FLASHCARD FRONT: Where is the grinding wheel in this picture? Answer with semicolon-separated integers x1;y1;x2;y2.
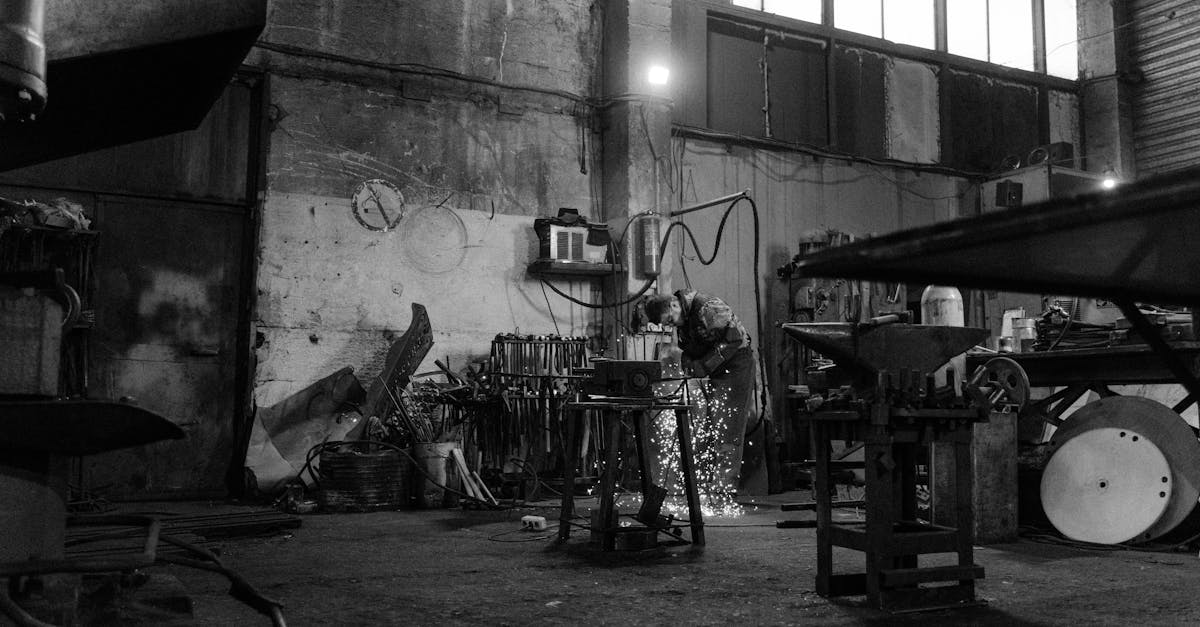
1050;396;1200;542
980;356;1031;410
1041;427;1171;544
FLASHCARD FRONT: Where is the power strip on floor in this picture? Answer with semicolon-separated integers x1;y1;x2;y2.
521;515;547;531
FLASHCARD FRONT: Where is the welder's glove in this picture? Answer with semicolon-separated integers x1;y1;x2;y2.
699;348;728;375
681;355;706;378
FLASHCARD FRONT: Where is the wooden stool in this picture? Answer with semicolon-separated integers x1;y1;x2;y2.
801;401;984;612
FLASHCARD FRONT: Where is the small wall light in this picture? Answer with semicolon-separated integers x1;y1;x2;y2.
1101;177;1118;190
647;65;670;86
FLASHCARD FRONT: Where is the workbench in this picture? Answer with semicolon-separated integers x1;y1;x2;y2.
556;399;705;550
785;165;1200;600
965;343;1200;430
788;165;1200;402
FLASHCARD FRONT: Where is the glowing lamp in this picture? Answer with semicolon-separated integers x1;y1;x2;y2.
647;65;670;86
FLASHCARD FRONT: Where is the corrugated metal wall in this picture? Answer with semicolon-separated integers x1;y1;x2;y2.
1130;0;1200;175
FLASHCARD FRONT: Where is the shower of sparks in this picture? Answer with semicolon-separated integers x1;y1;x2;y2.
651;378;744;518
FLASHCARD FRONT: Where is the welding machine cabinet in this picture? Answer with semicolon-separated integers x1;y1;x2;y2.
581;359;662;398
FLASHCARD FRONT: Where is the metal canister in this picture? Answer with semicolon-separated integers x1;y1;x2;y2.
636;214;663;277
1013;318;1038;353
920;285;965;391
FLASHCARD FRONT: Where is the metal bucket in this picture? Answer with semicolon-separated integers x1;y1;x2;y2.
411;442;461;509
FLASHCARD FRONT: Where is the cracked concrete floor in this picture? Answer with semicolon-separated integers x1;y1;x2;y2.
153;494;1200;626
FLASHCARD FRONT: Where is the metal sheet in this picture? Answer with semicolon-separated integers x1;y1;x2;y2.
789;166;1200;307
1048;396;1200;542
1131;0;1200;176
1040;426;1171;544
0;1;267;171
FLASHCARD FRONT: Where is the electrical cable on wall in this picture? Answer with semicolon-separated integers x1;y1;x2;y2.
540;191;770;422
540;281;561;336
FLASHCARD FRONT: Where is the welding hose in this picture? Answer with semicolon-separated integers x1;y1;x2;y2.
156;534;286;627
0;590;54;627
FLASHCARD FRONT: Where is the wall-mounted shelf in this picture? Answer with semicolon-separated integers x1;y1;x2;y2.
527;259;623;278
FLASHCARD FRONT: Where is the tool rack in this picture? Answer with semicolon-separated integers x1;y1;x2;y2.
800;371;987;612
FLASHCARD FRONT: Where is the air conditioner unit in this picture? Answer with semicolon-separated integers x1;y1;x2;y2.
548;224;587;262
533;208;610;264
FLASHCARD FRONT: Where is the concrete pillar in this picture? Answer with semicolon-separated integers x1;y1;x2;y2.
599;0;674;298
1078;0;1136;178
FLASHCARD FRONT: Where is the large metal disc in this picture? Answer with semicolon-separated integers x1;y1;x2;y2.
1050;396;1200;541
1041;427;1171;544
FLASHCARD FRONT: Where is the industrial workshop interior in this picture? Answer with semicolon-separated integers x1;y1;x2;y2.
9;0;1200;624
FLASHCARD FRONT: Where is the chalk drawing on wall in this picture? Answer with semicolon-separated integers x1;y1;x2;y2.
401;203;467;274
351;179;406;232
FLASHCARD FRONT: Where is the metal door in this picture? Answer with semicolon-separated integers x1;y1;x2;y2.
1130;0;1200;176
83;197;246;498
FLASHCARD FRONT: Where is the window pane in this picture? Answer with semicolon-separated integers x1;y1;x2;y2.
835;0;882;38
883;0;935;49
989;0;1034;70
731;0;762;9
947;0;988;61
765;0;822;23
1045;0;1078;78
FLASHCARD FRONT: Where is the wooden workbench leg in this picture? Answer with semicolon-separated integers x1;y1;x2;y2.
864;434;893;608
955;435;976;573
598;412;623;551
675;406;705;547
897;443;918;570
557;407;581;542
813;421;833;596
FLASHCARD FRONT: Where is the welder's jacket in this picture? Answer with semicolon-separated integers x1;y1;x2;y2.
674;289;752;379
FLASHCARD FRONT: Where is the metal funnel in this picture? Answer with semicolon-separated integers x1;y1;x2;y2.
781;322;990;376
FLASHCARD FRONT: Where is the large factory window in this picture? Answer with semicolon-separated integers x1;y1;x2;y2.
723;0;1078;78
731;0;822;24
1044;0;1079;79
882;0;936;49
677;2;1077;170
705;17;832;147
950;0;1035;71
834;0;884;39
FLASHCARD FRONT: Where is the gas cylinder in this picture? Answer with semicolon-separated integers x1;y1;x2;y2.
921;285;965;393
635;214;663;277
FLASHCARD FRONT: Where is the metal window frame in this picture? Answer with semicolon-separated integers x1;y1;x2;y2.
717;0;1065;80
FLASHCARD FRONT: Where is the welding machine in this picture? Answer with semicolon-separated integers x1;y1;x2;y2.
581;359;662;398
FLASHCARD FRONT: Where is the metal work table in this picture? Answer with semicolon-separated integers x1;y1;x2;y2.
557;399;704;550
789;165;1200;412
780;165;1200;595
964;342;1200;430
965;343;1200;388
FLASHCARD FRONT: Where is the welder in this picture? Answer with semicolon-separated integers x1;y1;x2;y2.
643;289;756;505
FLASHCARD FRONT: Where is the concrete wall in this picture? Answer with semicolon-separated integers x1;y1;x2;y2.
244;0;1051;415
249;0;604;407
665;137;968;399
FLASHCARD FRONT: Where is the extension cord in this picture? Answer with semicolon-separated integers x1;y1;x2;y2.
521;515;547;531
